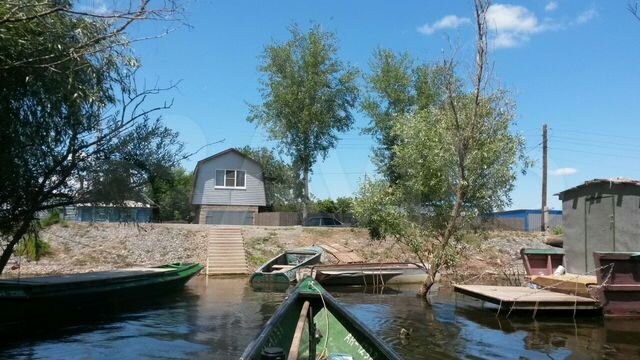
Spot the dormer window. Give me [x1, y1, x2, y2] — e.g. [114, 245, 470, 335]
[215, 169, 246, 189]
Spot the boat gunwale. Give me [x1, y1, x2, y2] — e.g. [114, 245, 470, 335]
[0, 263, 203, 299]
[250, 248, 323, 283]
[240, 278, 401, 360]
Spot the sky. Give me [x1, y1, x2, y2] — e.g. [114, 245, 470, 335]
[87, 0, 640, 211]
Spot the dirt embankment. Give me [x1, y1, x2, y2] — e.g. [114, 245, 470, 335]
[3, 223, 552, 276]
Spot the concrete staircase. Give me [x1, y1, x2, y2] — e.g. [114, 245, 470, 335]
[206, 227, 248, 275]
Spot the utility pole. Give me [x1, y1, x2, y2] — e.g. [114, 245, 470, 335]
[541, 124, 548, 231]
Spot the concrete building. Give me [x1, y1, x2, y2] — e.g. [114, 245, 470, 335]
[558, 178, 640, 273]
[191, 148, 266, 225]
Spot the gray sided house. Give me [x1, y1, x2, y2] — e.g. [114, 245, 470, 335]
[558, 178, 640, 273]
[191, 148, 266, 225]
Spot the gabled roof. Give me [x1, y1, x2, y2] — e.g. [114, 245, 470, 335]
[194, 148, 262, 172]
[556, 178, 640, 196]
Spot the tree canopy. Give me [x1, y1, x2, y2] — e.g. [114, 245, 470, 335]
[248, 24, 359, 218]
[0, 0, 183, 273]
[354, 0, 529, 296]
[361, 48, 447, 182]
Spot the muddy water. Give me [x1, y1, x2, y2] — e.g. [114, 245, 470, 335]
[2, 276, 640, 359]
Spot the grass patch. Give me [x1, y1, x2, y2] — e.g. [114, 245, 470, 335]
[15, 233, 51, 261]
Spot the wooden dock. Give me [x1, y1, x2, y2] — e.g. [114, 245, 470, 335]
[454, 284, 600, 312]
[319, 243, 364, 263]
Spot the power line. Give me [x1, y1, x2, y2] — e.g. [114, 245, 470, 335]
[549, 147, 640, 161]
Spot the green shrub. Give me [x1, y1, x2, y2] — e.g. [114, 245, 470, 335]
[15, 233, 51, 261]
[41, 209, 64, 227]
[551, 225, 563, 236]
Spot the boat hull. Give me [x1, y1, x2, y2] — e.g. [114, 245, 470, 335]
[240, 277, 401, 360]
[312, 262, 428, 286]
[594, 252, 640, 317]
[520, 248, 565, 276]
[0, 263, 203, 323]
[250, 247, 323, 284]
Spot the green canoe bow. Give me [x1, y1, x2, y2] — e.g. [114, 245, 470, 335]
[241, 277, 402, 360]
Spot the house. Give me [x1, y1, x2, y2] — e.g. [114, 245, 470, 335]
[62, 201, 155, 223]
[191, 148, 266, 225]
[487, 209, 562, 232]
[557, 178, 640, 273]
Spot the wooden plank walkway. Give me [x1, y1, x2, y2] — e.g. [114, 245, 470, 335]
[454, 284, 600, 311]
[319, 244, 364, 263]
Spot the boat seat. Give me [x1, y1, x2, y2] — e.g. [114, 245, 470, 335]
[288, 301, 310, 360]
[271, 265, 296, 272]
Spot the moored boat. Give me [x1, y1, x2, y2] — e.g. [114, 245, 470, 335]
[311, 262, 428, 286]
[250, 246, 323, 284]
[0, 262, 203, 323]
[594, 252, 640, 317]
[240, 277, 401, 360]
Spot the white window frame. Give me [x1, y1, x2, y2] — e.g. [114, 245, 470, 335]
[215, 169, 247, 189]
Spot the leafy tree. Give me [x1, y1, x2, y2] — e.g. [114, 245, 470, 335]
[354, 0, 529, 297]
[313, 199, 338, 214]
[248, 24, 359, 219]
[0, 1, 183, 273]
[146, 168, 193, 222]
[361, 48, 446, 182]
[335, 197, 353, 217]
[238, 146, 302, 208]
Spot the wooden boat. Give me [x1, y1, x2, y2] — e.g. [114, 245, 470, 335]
[0, 262, 202, 323]
[520, 248, 565, 276]
[311, 262, 428, 286]
[594, 252, 640, 317]
[240, 277, 401, 360]
[250, 246, 323, 284]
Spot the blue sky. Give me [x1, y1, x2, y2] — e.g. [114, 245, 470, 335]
[97, 0, 640, 210]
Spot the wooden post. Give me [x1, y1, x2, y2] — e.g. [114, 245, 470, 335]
[541, 124, 548, 231]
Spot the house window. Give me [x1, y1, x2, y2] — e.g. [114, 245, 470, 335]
[215, 169, 246, 189]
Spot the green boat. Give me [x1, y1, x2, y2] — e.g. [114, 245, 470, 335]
[241, 277, 402, 360]
[250, 247, 323, 284]
[0, 262, 202, 323]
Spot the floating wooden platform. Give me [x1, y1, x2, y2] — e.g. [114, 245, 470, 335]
[319, 244, 364, 263]
[454, 284, 600, 312]
[530, 274, 597, 298]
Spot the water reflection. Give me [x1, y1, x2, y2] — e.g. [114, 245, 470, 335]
[2, 277, 640, 359]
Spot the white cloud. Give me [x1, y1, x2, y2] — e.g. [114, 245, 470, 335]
[485, 4, 549, 48]
[417, 15, 471, 35]
[575, 8, 598, 24]
[545, 2, 558, 12]
[552, 167, 578, 176]
[75, 0, 110, 15]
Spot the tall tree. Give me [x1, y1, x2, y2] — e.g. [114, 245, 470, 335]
[361, 48, 446, 182]
[248, 24, 359, 219]
[238, 146, 302, 208]
[0, 0, 183, 274]
[354, 0, 530, 297]
[146, 167, 193, 222]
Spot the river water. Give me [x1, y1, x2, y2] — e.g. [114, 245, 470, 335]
[2, 276, 640, 359]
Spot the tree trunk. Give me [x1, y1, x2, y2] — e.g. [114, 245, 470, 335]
[302, 165, 309, 221]
[418, 272, 437, 305]
[0, 219, 32, 275]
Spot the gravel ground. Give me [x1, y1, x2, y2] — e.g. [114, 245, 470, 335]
[3, 223, 553, 277]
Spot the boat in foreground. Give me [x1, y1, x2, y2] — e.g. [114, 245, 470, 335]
[311, 262, 428, 286]
[0, 262, 203, 323]
[240, 277, 401, 360]
[250, 246, 323, 284]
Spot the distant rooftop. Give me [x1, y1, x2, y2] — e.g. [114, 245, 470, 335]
[557, 178, 640, 196]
